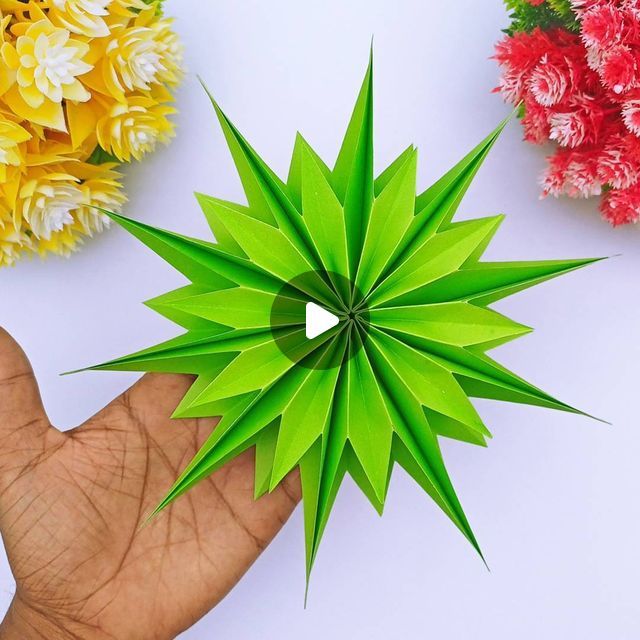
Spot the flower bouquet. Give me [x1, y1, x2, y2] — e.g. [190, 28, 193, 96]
[0, 0, 182, 266]
[495, 0, 640, 226]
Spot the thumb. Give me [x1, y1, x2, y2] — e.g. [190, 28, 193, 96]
[0, 328, 53, 470]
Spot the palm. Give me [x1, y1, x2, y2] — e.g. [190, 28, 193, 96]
[0, 329, 300, 640]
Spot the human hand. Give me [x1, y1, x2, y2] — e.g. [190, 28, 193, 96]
[0, 328, 301, 640]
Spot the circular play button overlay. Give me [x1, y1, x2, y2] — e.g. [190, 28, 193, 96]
[270, 270, 370, 370]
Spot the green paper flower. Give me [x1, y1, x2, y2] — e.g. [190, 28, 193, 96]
[89, 54, 598, 581]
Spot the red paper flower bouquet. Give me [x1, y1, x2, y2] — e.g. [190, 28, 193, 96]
[495, 0, 640, 225]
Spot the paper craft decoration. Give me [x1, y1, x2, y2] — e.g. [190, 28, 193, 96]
[0, 0, 182, 266]
[87, 53, 598, 581]
[495, 0, 640, 226]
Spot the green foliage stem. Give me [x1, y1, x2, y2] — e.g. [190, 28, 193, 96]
[503, 0, 580, 35]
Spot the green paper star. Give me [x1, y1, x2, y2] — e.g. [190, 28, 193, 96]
[89, 54, 599, 581]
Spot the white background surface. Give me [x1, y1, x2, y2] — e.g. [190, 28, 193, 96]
[1, 0, 639, 638]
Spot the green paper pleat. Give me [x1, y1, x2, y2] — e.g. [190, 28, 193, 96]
[87, 58, 600, 582]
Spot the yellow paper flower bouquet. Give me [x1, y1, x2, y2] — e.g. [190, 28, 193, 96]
[0, 0, 182, 266]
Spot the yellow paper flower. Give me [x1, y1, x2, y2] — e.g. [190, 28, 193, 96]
[74, 161, 126, 234]
[15, 162, 125, 257]
[17, 170, 85, 239]
[96, 94, 175, 161]
[143, 13, 183, 87]
[33, 221, 83, 257]
[0, 117, 30, 181]
[0, 0, 181, 266]
[0, 216, 29, 267]
[1, 18, 92, 130]
[110, 0, 150, 15]
[104, 26, 164, 98]
[98, 12, 183, 102]
[48, 0, 111, 38]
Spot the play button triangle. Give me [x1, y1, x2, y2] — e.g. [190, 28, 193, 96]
[305, 302, 339, 340]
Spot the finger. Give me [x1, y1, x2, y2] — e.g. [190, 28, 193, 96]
[105, 374, 302, 562]
[114, 372, 303, 520]
[184, 449, 302, 602]
[120, 372, 196, 438]
[83, 372, 201, 446]
[0, 328, 57, 478]
[80, 371, 301, 610]
[215, 448, 302, 544]
[0, 328, 53, 470]
[114, 371, 303, 518]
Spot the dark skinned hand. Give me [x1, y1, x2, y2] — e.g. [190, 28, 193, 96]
[0, 328, 301, 639]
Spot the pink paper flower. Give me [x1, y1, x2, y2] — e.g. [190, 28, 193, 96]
[494, 29, 557, 87]
[541, 148, 605, 199]
[522, 97, 552, 143]
[580, 5, 625, 49]
[622, 98, 640, 135]
[495, 69, 528, 104]
[540, 149, 573, 197]
[529, 54, 575, 105]
[597, 133, 640, 189]
[548, 94, 605, 147]
[495, 1, 640, 224]
[565, 153, 603, 197]
[599, 45, 638, 94]
[600, 184, 640, 225]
